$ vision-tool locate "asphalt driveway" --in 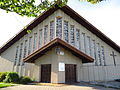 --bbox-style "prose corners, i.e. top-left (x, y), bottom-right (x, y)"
top-left (0, 83), bottom-right (117, 90)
